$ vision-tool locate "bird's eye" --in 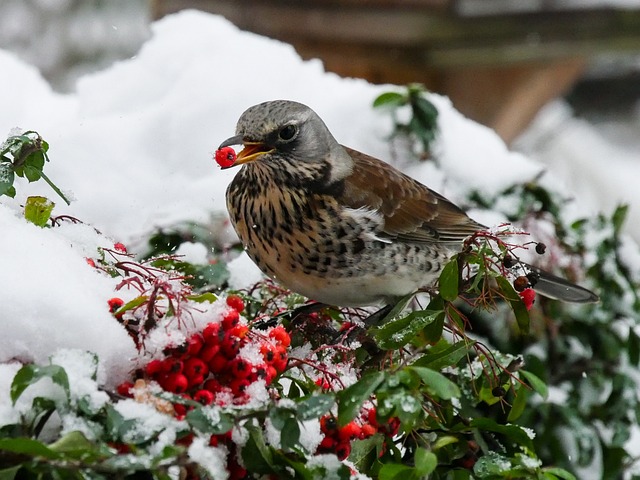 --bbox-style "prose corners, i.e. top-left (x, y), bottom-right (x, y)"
top-left (278, 124), bottom-right (298, 142)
